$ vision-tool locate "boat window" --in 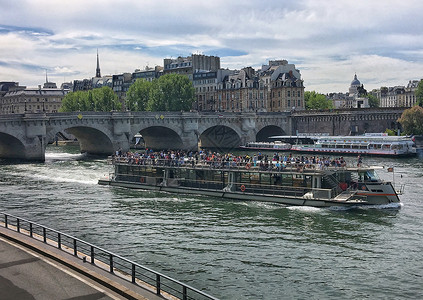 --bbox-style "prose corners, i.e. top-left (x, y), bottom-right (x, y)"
top-left (261, 173), bottom-right (271, 185)
top-left (281, 174), bottom-right (293, 186)
top-left (361, 170), bottom-right (380, 182)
